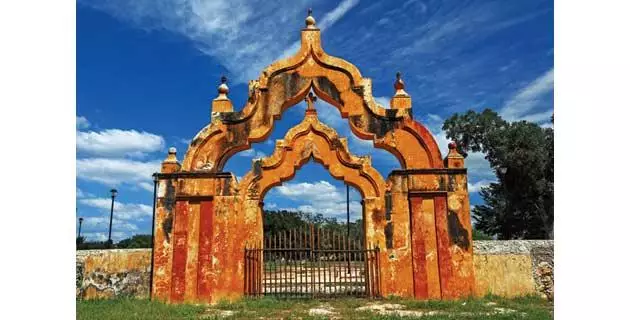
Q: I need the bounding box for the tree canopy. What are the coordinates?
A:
[443,109,553,239]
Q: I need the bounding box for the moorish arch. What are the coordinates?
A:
[152,11,475,304]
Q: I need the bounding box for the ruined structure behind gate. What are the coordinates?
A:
[152,11,475,303]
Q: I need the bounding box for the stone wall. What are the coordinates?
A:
[76,241,553,300]
[473,240,554,300]
[76,249,151,299]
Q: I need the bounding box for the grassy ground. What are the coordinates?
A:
[77,295,553,320]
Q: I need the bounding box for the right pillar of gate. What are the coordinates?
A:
[386,143,475,299]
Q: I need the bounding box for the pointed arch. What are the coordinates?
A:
[238,111,386,204]
[181,27,444,173]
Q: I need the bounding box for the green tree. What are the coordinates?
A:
[117,234,152,248]
[443,109,553,239]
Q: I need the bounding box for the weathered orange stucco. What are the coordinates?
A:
[151,11,475,303]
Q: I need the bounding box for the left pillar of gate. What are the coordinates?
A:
[152,148,256,304]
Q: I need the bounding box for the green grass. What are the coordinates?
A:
[77,295,553,320]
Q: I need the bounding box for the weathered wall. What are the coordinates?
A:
[76,240,553,301]
[76,249,151,300]
[473,240,554,300]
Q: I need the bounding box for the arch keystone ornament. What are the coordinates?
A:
[152,11,475,303]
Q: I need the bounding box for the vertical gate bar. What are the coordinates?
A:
[324,228,329,295]
[280,230,287,296]
[283,230,287,297]
[343,234,350,295]
[288,229,292,298]
[303,225,307,296]
[298,228,304,293]
[309,224,314,298]
[367,243,372,298]
[266,243,269,296]
[273,233,277,296]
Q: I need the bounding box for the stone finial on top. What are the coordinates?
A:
[165,147,178,163]
[212,75,234,115]
[305,8,317,29]
[445,141,465,168]
[394,72,409,97]
[217,75,229,98]
[161,146,181,173]
[390,72,411,110]
[305,91,318,115]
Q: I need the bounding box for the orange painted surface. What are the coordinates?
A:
[410,196,429,298]
[196,200,214,302]
[170,201,189,302]
[150,12,474,303]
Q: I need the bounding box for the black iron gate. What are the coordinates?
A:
[244,224,381,298]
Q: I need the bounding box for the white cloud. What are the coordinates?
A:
[276,180,342,202]
[76,157,161,188]
[81,231,129,242]
[81,0,358,83]
[270,180,362,221]
[279,0,360,59]
[237,148,267,159]
[373,96,390,108]
[77,187,85,198]
[77,116,90,129]
[138,182,155,192]
[468,179,493,193]
[77,129,165,157]
[501,68,554,122]
[318,0,360,30]
[79,197,152,220]
[82,216,140,231]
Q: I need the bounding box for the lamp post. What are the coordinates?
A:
[107,188,118,248]
[78,217,84,238]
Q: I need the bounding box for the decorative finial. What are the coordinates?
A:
[394,72,405,90]
[305,91,318,112]
[305,8,316,28]
[218,75,229,95]
[164,146,178,164]
[393,71,408,96]
[448,142,457,150]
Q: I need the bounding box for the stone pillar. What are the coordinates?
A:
[152,147,180,301]
[435,143,475,299]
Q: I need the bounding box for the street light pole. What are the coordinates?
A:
[78,217,84,238]
[107,188,118,248]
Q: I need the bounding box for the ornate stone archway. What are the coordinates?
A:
[152,11,475,303]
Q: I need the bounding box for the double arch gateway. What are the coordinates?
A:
[152,11,475,303]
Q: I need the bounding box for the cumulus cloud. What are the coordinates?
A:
[76,157,161,187]
[77,116,90,129]
[79,197,152,220]
[81,0,358,83]
[77,129,165,157]
[269,180,362,221]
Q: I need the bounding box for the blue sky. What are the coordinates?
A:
[76,0,553,242]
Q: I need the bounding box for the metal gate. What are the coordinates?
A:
[244,224,381,298]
